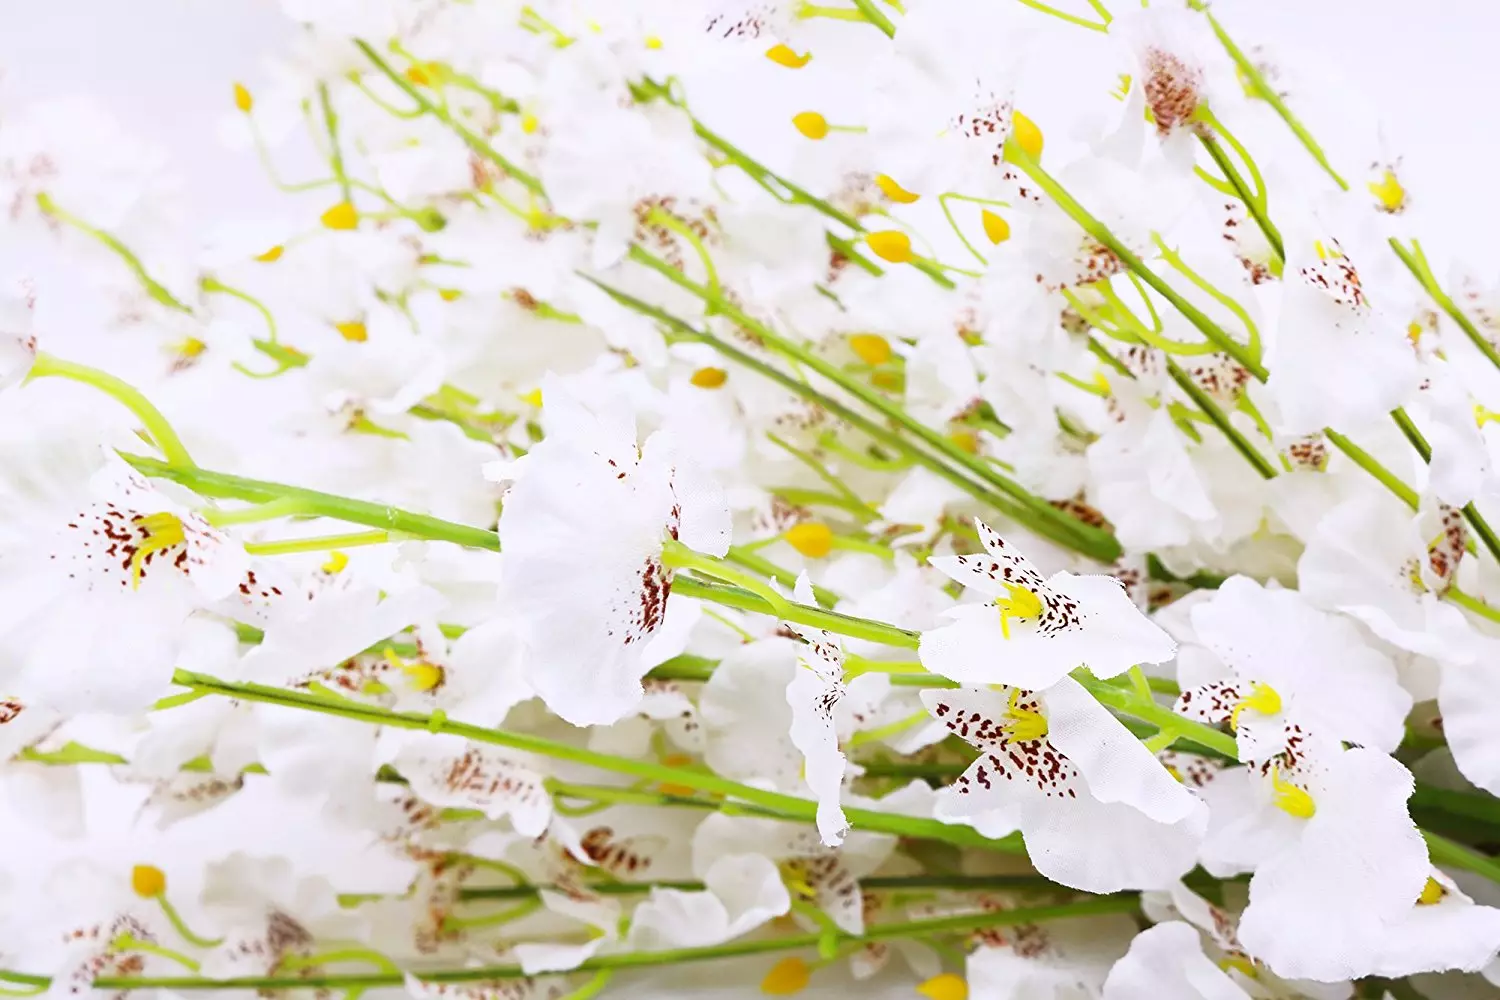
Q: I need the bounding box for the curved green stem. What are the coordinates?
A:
[1013,0,1109,31]
[1163,358,1277,480]
[34,194,194,314]
[243,530,392,556]
[29,355,196,468]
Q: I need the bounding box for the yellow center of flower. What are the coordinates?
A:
[233,83,253,113]
[254,244,284,263]
[320,201,359,231]
[1219,955,1258,980]
[1270,766,1316,819]
[874,173,919,204]
[1367,170,1407,213]
[520,387,544,408]
[521,113,540,135]
[643,35,663,50]
[761,956,811,995]
[335,321,368,343]
[1011,110,1044,160]
[848,333,892,365]
[917,973,968,1000]
[1001,687,1048,743]
[948,429,979,454]
[791,112,829,140]
[981,209,1011,245]
[131,864,166,898]
[765,44,811,69]
[172,337,207,360]
[1229,682,1282,730]
[865,230,913,263]
[690,366,728,388]
[321,550,349,575]
[1418,876,1447,905]
[995,582,1043,640]
[785,522,834,559]
[1475,404,1500,428]
[130,513,186,590]
[383,647,444,693]
[657,753,699,797]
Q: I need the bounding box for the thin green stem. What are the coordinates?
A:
[243,530,392,557]
[201,276,279,343]
[317,83,352,203]
[1447,588,1500,626]
[1076,674,1238,759]
[1163,358,1277,479]
[29,355,196,468]
[1013,0,1109,31]
[661,540,791,616]
[725,546,841,607]
[1196,133,1283,263]
[34,193,194,314]
[849,0,897,35]
[1151,236,1263,362]
[1424,831,1500,886]
[1390,406,1500,564]
[1324,428,1419,509]
[1389,238,1500,373]
[158,897,223,949]
[672,576,918,648]
[765,433,882,522]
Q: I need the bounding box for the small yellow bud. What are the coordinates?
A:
[233,83,253,113]
[981,209,1011,245]
[792,112,830,140]
[1011,109,1044,160]
[848,333,892,366]
[335,321,368,343]
[874,173,920,204]
[765,44,812,69]
[320,201,359,230]
[644,34,663,50]
[131,864,166,898]
[1418,876,1447,905]
[865,230,913,264]
[520,113,540,135]
[917,973,969,1000]
[438,288,462,302]
[690,366,728,388]
[785,522,834,559]
[760,957,811,995]
[254,244,284,263]
[321,550,349,575]
[520,387,544,408]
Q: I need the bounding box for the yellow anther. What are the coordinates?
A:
[520,387,543,408]
[948,429,979,454]
[321,550,349,575]
[1368,170,1407,214]
[785,522,834,559]
[320,201,359,231]
[792,112,830,140]
[1219,955,1258,980]
[765,44,811,69]
[995,582,1043,640]
[1418,876,1447,905]
[690,366,728,388]
[131,864,166,899]
[254,245,284,263]
[644,35,663,50]
[875,173,919,204]
[233,83,253,113]
[1001,687,1048,743]
[917,973,968,1000]
[520,113,540,135]
[1011,110,1044,160]
[1270,766,1316,819]
[1407,321,1424,344]
[981,209,1011,245]
[1313,239,1343,261]
[173,337,207,360]
[1228,682,1282,731]
[335,321,368,343]
[130,513,186,590]
[865,230,913,264]
[761,957,811,995]
[848,333,892,365]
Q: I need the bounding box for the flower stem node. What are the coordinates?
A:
[785,522,834,559]
[792,112,830,140]
[848,333,893,365]
[761,957,811,995]
[1270,766,1315,819]
[875,173,920,204]
[766,44,812,69]
[320,201,359,230]
[131,864,166,899]
[865,230,913,264]
[690,366,728,388]
[131,513,186,589]
[1011,110,1044,160]
[981,209,1011,245]
[233,83,253,113]
[917,973,969,1000]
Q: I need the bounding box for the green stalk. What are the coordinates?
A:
[671,577,919,648]
[1390,407,1500,563]
[849,0,897,35]
[122,453,500,550]
[317,82,352,203]
[29,355,196,468]
[458,872,1062,902]
[1162,359,1277,479]
[1195,130,1284,263]
[1388,238,1500,375]
[67,896,1138,990]
[33,194,195,314]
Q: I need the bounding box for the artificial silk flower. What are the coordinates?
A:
[199,853,364,978]
[964,905,1140,1000]
[783,572,853,846]
[384,732,552,838]
[920,518,1176,689]
[920,681,1206,892]
[1102,921,1255,1000]
[0,277,36,389]
[1176,575,1411,761]
[627,853,790,950]
[496,375,730,726]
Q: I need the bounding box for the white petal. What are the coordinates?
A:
[1103,922,1252,1000]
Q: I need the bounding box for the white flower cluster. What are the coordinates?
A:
[4,1,1500,998]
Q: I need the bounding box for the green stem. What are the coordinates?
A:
[317,82,353,203]
[661,540,791,616]
[202,276,279,343]
[1423,831,1500,886]
[122,453,499,549]
[1076,674,1238,759]
[1013,0,1109,31]
[672,577,918,648]
[34,193,194,314]
[28,355,196,468]
[725,547,841,607]
[848,0,897,35]
[1151,236,1263,361]
[1324,428,1419,510]
[765,433,882,522]
[1194,117,1283,262]
[70,897,1137,990]
[443,898,543,931]
[243,530,392,556]
[1163,358,1277,479]
[1390,407,1500,564]
[1389,238,1500,373]
[158,897,223,949]
[460,872,1062,902]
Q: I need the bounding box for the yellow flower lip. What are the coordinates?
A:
[918,973,968,1000]
[1011,109,1044,160]
[233,83,253,113]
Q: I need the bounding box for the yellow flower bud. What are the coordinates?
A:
[131,864,166,898]
[690,366,728,388]
[320,201,359,231]
[233,83,253,113]
[981,209,1011,245]
[874,173,920,204]
[865,230,913,264]
[760,957,811,995]
[335,321,368,343]
[848,333,892,366]
[785,522,834,559]
[765,44,811,69]
[254,245,284,263]
[918,974,969,1000]
[792,112,830,140]
[1011,109,1044,160]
